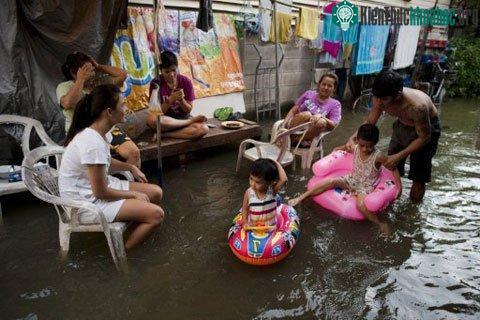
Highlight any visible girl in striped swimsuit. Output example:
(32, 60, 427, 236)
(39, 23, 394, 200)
(241, 159, 288, 228)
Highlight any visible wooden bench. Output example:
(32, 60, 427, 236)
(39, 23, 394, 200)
(133, 118, 262, 161)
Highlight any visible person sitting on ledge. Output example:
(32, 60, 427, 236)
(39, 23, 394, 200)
(147, 50, 209, 139)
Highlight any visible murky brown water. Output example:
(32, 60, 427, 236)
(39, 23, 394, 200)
(1, 98, 480, 319)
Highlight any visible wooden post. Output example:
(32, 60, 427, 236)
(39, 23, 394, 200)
(156, 114, 163, 187)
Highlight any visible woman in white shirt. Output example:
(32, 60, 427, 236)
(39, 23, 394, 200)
(59, 84, 164, 250)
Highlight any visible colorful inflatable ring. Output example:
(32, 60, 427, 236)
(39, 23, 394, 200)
(228, 204, 300, 265)
(308, 150, 399, 220)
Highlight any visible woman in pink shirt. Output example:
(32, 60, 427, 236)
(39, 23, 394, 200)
(284, 73, 342, 143)
(147, 51, 209, 139)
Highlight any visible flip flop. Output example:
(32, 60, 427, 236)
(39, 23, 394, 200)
(214, 107, 233, 121)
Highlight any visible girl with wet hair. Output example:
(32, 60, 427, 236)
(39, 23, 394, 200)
(60, 84, 165, 250)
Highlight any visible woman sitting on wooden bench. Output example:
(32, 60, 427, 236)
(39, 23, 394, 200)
(147, 50, 209, 140)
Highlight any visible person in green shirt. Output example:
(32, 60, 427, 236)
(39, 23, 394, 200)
(56, 52, 141, 167)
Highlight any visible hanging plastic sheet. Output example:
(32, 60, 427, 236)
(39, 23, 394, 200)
(110, 7, 156, 112)
(156, 0, 180, 54)
(352, 25, 389, 75)
(178, 12, 245, 98)
(0, 0, 127, 142)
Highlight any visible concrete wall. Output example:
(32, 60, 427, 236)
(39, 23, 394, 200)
(240, 36, 317, 115)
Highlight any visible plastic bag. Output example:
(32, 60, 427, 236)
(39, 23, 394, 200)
(148, 83, 163, 115)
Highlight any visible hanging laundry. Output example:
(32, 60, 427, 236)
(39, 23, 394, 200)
(341, 23, 358, 64)
(323, 1, 338, 14)
(259, 0, 293, 42)
(322, 13, 342, 58)
(269, 12, 293, 44)
(342, 23, 358, 44)
(392, 25, 421, 70)
(310, 19, 324, 49)
(317, 51, 337, 66)
(196, 0, 214, 32)
(352, 25, 389, 75)
(295, 7, 320, 40)
(342, 44, 354, 63)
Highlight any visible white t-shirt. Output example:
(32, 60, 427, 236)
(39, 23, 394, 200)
(59, 128, 117, 202)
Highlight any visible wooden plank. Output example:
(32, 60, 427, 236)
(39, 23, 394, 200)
(134, 118, 262, 161)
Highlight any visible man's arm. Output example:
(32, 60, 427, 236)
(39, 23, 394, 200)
(384, 104, 431, 170)
(397, 104, 431, 159)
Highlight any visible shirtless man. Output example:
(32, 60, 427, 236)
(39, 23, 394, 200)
(346, 70, 441, 203)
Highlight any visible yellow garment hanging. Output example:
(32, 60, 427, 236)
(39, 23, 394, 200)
(269, 12, 293, 44)
(295, 7, 320, 40)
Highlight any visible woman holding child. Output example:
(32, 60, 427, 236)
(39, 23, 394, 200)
(57, 51, 141, 167)
(284, 73, 342, 144)
(147, 50, 209, 139)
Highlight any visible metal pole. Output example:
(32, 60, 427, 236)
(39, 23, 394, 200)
(273, 1, 280, 120)
(156, 114, 163, 187)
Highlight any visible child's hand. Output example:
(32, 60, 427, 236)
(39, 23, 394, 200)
(288, 197, 302, 207)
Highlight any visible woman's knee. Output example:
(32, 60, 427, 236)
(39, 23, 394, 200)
(148, 205, 165, 225)
(191, 123, 209, 137)
(298, 111, 312, 121)
(150, 184, 163, 203)
(117, 142, 140, 165)
(146, 114, 157, 128)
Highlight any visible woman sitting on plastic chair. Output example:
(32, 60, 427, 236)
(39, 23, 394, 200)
(284, 73, 342, 145)
(59, 84, 165, 250)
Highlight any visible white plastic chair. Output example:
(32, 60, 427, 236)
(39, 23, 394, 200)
(271, 120, 334, 169)
(236, 121, 312, 172)
(22, 145, 130, 271)
(0, 115, 57, 223)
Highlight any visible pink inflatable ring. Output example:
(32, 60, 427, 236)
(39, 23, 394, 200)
(307, 150, 399, 220)
(227, 204, 300, 265)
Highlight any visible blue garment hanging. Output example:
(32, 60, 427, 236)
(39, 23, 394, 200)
(342, 23, 358, 44)
(352, 24, 389, 75)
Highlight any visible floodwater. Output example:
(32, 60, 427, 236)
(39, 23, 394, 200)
(1, 99, 480, 319)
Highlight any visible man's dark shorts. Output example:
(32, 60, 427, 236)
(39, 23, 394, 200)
(388, 116, 441, 183)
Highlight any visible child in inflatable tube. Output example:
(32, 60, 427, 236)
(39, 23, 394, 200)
(289, 124, 401, 235)
(228, 159, 300, 265)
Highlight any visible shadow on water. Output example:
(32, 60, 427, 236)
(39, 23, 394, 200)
(1, 98, 480, 319)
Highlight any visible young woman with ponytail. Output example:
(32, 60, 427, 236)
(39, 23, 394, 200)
(59, 84, 165, 250)
(57, 51, 141, 167)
